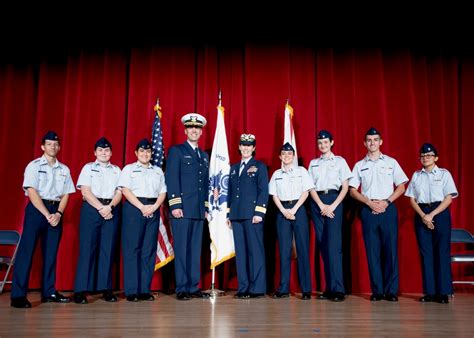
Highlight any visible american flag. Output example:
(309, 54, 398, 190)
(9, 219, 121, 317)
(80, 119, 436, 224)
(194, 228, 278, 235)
(151, 100, 174, 270)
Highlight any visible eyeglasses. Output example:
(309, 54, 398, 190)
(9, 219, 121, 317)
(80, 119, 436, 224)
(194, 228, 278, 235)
(420, 154, 435, 159)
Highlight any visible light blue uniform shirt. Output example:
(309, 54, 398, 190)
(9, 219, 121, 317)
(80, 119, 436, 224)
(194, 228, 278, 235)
(308, 153, 352, 191)
(405, 166, 458, 203)
(23, 155, 76, 200)
(269, 166, 315, 201)
(77, 160, 121, 199)
(349, 153, 408, 200)
(118, 161, 167, 198)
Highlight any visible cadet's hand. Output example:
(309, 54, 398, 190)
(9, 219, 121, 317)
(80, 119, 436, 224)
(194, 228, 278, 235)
(48, 213, 61, 227)
(369, 200, 386, 214)
(99, 205, 112, 218)
(142, 205, 156, 218)
(252, 216, 263, 224)
(422, 213, 435, 230)
(172, 209, 184, 218)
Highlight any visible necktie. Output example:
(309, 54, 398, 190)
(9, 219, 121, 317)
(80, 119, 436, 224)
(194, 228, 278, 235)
(194, 147, 200, 159)
(239, 161, 245, 176)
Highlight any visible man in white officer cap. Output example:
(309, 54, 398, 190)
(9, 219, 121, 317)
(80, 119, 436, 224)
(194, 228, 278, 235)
(165, 112, 210, 300)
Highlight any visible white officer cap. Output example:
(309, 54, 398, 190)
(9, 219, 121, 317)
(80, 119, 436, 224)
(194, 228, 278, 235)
(181, 113, 207, 128)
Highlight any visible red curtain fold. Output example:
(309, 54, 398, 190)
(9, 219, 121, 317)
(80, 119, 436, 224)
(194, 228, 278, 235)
(0, 46, 471, 294)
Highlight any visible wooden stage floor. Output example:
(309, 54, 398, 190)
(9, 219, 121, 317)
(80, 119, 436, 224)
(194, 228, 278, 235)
(0, 291, 473, 337)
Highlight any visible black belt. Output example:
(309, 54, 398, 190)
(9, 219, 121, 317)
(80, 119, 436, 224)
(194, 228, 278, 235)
(317, 189, 339, 195)
(281, 200, 298, 205)
(97, 198, 112, 205)
(418, 202, 441, 208)
(42, 199, 60, 205)
(137, 197, 157, 204)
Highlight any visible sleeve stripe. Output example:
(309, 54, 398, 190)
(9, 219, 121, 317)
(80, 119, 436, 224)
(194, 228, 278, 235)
(255, 206, 267, 214)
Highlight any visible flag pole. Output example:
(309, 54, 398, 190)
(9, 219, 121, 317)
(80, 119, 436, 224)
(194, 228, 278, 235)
(205, 89, 227, 299)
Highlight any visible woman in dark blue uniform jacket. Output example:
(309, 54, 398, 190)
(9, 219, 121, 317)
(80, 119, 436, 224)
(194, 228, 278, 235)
(227, 134, 269, 299)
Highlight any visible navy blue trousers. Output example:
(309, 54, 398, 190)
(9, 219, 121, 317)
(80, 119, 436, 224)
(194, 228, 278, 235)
(74, 201, 119, 293)
(232, 219, 266, 294)
(122, 200, 159, 296)
(361, 203, 399, 295)
(309, 194, 345, 294)
(415, 204, 452, 295)
(275, 202, 311, 293)
(11, 201, 62, 298)
(171, 218, 203, 293)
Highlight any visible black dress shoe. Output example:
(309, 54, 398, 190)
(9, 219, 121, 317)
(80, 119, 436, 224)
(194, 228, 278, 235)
(42, 291, 70, 303)
(302, 292, 311, 300)
(73, 292, 88, 304)
(189, 290, 210, 298)
(316, 291, 332, 300)
(11, 297, 32, 309)
(272, 291, 290, 298)
(331, 292, 345, 302)
(176, 292, 191, 301)
(419, 294, 435, 302)
(138, 293, 155, 301)
(436, 294, 449, 304)
(249, 293, 265, 298)
(102, 291, 118, 302)
(126, 294, 139, 302)
(234, 292, 250, 299)
(384, 293, 399, 302)
(370, 293, 383, 301)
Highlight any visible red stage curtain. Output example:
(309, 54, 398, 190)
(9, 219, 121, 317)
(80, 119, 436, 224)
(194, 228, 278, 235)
(0, 46, 472, 294)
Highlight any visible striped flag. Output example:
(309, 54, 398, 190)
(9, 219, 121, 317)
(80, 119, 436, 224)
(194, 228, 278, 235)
(151, 100, 174, 270)
(208, 102, 235, 269)
(284, 102, 298, 167)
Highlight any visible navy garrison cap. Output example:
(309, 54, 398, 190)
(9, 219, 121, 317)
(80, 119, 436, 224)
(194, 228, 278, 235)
(42, 131, 59, 143)
(366, 127, 381, 137)
(317, 130, 333, 140)
(240, 133, 256, 146)
(135, 138, 152, 151)
(280, 142, 295, 153)
(95, 137, 112, 150)
(420, 143, 438, 156)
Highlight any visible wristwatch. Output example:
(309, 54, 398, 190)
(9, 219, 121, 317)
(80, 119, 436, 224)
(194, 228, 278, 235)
(385, 199, 392, 205)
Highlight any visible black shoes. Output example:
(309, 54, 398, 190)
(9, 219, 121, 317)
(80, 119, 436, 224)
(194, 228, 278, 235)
(249, 293, 265, 298)
(176, 292, 191, 301)
(234, 292, 250, 299)
(102, 290, 118, 302)
(419, 294, 435, 302)
(384, 293, 399, 302)
(301, 292, 311, 300)
(73, 292, 88, 304)
(272, 291, 290, 298)
(11, 296, 32, 309)
(138, 293, 155, 301)
(126, 294, 139, 302)
(331, 292, 345, 302)
(189, 290, 210, 298)
(370, 293, 384, 301)
(436, 295, 449, 304)
(41, 291, 70, 303)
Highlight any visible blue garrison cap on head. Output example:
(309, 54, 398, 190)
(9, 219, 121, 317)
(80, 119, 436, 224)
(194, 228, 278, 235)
(135, 138, 152, 151)
(240, 133, 256, 146)
(42, 131, 60, 143)
(317, 130, 333, 140)
(366, 127, 381, 137)
(280, 142, 295, 153)
(420, 143, 438, 156)
(95, 137, 112, 150)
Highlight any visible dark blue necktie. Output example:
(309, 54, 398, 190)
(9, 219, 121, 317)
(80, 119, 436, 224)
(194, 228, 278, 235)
(195, 147, 200, 159)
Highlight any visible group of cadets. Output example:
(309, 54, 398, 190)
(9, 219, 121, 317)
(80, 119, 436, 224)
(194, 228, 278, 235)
(10, 115, 458, 309)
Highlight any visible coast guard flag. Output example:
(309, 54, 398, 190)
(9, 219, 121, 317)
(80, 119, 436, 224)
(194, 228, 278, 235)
(284, 102, 298, 167)
(151, 101, 174, 270)
(208, 103, 235, 269)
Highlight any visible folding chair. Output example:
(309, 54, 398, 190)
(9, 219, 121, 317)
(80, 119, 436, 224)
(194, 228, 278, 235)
(0, 230, 21, 294)
(451, 228, 474, 285)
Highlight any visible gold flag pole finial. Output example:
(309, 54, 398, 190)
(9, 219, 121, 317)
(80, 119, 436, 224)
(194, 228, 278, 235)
(154, 97, 162, 119)
(218, 90, 222, 106)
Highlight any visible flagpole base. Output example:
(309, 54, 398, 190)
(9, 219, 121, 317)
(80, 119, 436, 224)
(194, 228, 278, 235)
(204, 288, 225, 298)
